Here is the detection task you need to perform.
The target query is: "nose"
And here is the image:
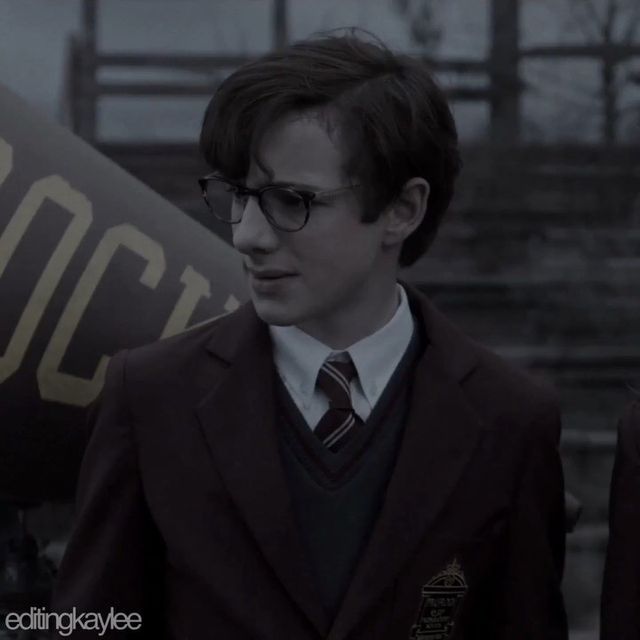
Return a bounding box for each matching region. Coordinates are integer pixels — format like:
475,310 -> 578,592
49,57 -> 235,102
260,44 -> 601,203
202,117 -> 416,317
231,196 -> 279,255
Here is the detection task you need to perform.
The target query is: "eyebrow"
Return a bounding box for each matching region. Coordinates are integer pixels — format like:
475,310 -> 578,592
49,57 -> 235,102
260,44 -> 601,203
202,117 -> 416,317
248,179 -> 324,192
273,180 -> 324,191
250,154 -> 323,191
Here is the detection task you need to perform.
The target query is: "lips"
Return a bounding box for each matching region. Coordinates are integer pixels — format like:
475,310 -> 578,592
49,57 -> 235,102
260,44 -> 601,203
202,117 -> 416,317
247,269 -> 296,280
247,269 -> 297,295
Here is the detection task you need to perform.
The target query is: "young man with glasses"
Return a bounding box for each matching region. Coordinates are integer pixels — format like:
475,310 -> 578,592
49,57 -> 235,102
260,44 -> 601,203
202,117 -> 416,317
53,32 -> 568,639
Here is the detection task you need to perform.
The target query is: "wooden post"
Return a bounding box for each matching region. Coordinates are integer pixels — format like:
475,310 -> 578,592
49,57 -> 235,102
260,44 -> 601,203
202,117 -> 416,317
79,0 -> 98,141
489,0 -> 521,145
273,0 -> 288,50
601,0 -> 617,144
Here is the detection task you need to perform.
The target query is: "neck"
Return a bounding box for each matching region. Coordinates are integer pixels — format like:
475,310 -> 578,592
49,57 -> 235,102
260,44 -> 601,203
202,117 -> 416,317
296,279 -> 400,350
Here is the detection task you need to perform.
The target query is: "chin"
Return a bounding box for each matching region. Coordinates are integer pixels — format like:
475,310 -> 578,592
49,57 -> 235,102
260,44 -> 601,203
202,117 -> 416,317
251,298 -> 301,327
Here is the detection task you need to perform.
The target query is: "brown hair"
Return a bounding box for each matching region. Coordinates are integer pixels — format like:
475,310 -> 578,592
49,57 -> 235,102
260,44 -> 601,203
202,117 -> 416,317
199,29 -> 461,266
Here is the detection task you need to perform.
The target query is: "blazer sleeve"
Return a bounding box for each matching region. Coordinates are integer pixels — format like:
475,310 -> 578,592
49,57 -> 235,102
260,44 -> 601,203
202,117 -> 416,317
601,400 -> 640,640
51,350 -> 165,638
496,401 -> 568,640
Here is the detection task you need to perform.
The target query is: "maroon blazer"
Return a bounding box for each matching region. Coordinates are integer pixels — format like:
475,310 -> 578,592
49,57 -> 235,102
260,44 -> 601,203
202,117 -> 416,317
52,285 -> 567,639
601,400 -> 640,639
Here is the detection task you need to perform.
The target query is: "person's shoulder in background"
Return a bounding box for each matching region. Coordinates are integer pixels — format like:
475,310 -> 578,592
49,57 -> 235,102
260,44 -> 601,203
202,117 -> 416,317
600,396 -> 640,640
618,397 -> 640,454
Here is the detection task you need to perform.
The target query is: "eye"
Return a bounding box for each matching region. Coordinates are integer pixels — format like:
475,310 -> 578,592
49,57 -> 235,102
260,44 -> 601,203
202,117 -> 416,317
276,190 -> 304,207
230,185 -> 250,204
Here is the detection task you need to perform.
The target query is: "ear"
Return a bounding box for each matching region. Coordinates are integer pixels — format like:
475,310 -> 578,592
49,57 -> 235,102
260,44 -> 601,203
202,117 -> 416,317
382,177 -> 430,248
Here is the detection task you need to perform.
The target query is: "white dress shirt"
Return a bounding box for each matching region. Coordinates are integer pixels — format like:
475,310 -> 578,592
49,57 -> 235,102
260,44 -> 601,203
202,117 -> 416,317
269,284 -> 415,430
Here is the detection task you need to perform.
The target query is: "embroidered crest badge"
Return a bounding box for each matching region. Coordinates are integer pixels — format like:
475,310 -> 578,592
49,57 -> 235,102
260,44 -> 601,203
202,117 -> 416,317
409,558 -> 468,640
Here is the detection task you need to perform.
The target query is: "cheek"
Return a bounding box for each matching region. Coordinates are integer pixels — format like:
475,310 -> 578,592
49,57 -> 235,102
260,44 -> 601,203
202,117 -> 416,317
299,245 -> 374,289
290,218 -> 383,279
286,232 -> 338,270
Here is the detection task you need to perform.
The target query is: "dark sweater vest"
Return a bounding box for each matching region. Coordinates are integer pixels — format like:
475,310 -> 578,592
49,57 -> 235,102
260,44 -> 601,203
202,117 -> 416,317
275,325 -> 423,620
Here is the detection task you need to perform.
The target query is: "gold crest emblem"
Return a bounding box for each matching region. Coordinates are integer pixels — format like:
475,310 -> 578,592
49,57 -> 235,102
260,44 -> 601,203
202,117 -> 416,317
409,558 -> 468,640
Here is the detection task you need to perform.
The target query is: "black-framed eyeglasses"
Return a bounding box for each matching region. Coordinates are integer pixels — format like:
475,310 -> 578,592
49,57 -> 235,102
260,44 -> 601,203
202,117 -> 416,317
198,174 -> 360,232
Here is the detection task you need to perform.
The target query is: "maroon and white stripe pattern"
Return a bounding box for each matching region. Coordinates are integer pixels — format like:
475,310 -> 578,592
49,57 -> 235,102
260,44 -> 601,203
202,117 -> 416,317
314,358 -> 362,452
322,411 -> 356,449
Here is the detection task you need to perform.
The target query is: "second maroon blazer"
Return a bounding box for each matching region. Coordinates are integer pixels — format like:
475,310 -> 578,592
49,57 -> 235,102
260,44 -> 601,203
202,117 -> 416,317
601,399 -> 640,639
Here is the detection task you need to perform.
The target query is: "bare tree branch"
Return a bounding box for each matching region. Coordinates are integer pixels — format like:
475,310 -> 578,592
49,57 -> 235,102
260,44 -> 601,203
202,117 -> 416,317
617,102 -> 640,114
603,0 -> 618,41
622,0 -> 640,44
525,69 -> 600,103
526,0 -> 640,142
565,0 -> 603,40
392,0 -> 410,11
390,0 -> 441,50
579,0 -> 607,34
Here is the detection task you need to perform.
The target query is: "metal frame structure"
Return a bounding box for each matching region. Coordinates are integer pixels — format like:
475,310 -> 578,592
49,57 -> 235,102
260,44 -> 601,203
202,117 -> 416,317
65,0 -> 640,146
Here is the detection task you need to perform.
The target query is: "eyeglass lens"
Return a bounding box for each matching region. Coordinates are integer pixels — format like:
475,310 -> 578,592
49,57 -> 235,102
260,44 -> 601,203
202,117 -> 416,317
203,180 -> 308,231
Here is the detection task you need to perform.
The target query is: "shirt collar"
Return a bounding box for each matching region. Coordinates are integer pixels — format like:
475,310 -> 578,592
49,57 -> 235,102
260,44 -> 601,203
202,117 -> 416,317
269,284 -> 414,408
270,322 -> 331,406
347,284 -> 414,406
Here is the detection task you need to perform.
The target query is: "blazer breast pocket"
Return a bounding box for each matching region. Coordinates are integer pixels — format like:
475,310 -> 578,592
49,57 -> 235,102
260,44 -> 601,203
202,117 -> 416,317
387,527 -> 507,640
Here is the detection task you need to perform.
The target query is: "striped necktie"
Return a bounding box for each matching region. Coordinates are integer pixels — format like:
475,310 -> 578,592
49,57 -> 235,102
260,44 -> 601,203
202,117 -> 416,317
314,357 -> 363,453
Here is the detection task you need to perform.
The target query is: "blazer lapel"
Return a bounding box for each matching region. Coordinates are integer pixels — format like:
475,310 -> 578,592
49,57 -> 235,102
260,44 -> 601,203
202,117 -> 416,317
195,306 -> 329,636
329,288 -> 487,640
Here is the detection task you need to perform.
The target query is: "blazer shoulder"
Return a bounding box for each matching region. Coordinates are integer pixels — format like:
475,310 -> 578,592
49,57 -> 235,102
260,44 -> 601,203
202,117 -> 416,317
117,304 -> 249,381
477,342 -> 558,407
461,339 -> 561,443
407,283 -> 558,418
620,397 -> 640,428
